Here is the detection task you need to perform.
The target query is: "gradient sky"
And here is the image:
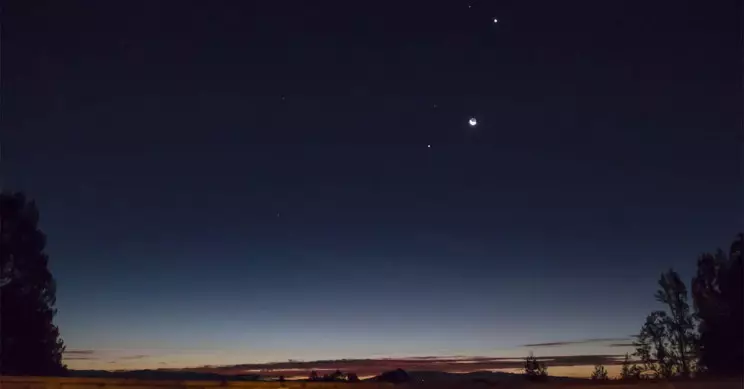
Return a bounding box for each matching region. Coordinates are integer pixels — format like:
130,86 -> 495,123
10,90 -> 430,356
3,0 -> 741,375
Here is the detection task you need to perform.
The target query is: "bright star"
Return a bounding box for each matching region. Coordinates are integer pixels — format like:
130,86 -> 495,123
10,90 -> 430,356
493,18 -> 498,23
468,117 -> 477,127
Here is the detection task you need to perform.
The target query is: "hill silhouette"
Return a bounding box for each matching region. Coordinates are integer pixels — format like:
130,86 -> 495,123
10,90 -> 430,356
371,370 -> 587,384
368,369 -> 587,385
68,369 -> 589,383
69,370 -> 261,381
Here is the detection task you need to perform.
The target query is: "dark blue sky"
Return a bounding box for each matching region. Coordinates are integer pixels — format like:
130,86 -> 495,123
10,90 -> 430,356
3,0 -> 741,371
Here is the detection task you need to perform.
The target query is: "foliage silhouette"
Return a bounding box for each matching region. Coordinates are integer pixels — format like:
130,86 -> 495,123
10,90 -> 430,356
308,369 -> 351,382
0,192 -> 67,376
634,269 -> 697,378
691,233 -> 743,376
619,353 -> 641,380
523,352 -> 548,382
634,310 -> 674,378
590,364 -> 608,380
327,369 -> 344,381
654,269 -> 697,377
634,233 -> 743,379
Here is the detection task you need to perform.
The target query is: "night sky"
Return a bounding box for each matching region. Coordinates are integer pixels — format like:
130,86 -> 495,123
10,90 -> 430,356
3,0 -> 742,375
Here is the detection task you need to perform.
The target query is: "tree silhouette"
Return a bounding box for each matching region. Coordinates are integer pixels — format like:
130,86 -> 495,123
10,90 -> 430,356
634,268 -> 698,379
1,192 -> 67,376
691,233 -> 743,376
329,369 -> 344,381
523,352 -> 547,382
634,311 -> 674,378
654,269 -> 697,377
590,364 -> 608,381
309,370 -> 319,381
619,353 -> 641,380
346,373 -> 360,382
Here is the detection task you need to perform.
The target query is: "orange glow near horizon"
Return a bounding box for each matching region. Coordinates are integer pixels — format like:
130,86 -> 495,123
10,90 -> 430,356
65,357 -> 626,380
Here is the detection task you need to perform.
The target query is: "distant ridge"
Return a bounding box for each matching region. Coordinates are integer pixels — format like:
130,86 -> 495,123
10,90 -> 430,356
69,370 -> 262,381
372,370 -> 588,384
69,368 -> 590,383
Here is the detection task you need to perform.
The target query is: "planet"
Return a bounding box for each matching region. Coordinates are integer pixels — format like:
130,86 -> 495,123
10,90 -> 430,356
468,117 -> 478,127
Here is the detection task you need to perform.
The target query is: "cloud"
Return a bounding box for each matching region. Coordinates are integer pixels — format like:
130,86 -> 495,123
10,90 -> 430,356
171,354 -> 626,378
64,349 -> 150,363
65,350 -> 96,355
522,337 -> 630,347
120,355 -> 149,360
60,348 -> 626,378
64,350 -> 100,361
542,355 -> 625,366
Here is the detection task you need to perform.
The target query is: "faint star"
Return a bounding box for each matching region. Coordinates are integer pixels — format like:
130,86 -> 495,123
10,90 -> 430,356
427,144 -> 431,148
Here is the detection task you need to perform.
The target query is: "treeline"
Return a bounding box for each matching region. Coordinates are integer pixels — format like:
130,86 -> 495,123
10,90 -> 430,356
587,233 -> 743,381
307,369 -> 360,382
633,233 -> 742,378
1,193 -> 67,376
